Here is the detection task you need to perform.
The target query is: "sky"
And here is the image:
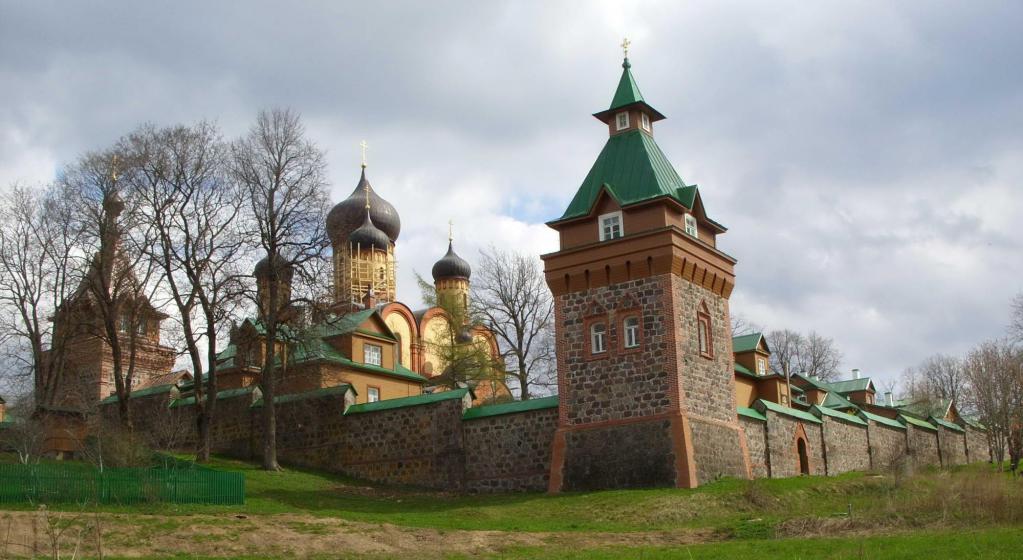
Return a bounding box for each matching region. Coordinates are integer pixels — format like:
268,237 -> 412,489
1,1 -> 1022,389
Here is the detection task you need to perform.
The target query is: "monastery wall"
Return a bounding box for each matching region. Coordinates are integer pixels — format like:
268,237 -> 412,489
906,425 -> 941,468
936,425 -> 967,467
864,421 -> 907,471
739,416 -> 769,478
964,425 -> 990,463
819,416 -> 870,475
764,412 -> 825,478
463,405 -> 558,492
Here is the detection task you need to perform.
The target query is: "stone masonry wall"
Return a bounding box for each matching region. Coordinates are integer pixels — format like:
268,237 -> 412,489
555,275 -> 674,426
820,417 -> 870,475
765,413 -> 824,478
463,407 -> 558,492
936,426 -> 967,467
906,425 -> 940,468
964,426 -> 990,463
739,416 -> 769,479
866,422 -> 907,472
562,419 -> 676,490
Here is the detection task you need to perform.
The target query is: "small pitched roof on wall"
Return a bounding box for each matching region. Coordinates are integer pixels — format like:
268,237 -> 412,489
100,383 -> 178,405
737,406 -> 767,422
345,387 -> 471,415
858,410 -> 906,430
899,414 -> 937,432
755,399 -> 822,424
462,395 -> 559,420
931,417 -> 965,433
811,405 -> 867,426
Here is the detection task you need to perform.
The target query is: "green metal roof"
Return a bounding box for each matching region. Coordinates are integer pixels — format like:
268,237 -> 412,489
737,406 -> 767,422
734,363 -> 758,379
345,387 -> 469,416
608,60 -> 645,111
732,333 -> 766,354
828,378 -> 874,394
170,386 -> 258,408
462,395 -> 559,421
755,399 -> 822,424
100,383 -> 177,404
900,414 -> 937,431
251,384 -> 354,408
811,405 -> 867,426
932,417 -> 965,433
822,390 -> 860,411
961,416 -> 986,430
556,130 -> 693,221
858,410 -> 906,430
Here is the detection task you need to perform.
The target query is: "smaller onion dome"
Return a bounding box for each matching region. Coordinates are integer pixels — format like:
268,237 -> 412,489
253,254 -> 294,280
431,241 -> 471,281
348,211 -> 390,251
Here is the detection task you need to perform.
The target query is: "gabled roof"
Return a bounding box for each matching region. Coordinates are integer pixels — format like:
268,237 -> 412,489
733,333 -> 769,354
828,377 -> 875,394
822,390 -> 860,411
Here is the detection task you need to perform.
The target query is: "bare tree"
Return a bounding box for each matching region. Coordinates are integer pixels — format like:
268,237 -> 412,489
1011,292 -> 1023,344
964,339 -> 1023,471
766,329 -> 803,377
470,247 -> 555,400
903,353 -> 970,413
57,151 -> 165,429
123,122 -> 248,461
231,108 -> 330,471
0,183 -> 84,409
796,331 -> 844,381
730,313 -> 763,337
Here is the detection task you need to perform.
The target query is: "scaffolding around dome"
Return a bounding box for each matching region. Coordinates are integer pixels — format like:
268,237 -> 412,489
335,242 -> 397,306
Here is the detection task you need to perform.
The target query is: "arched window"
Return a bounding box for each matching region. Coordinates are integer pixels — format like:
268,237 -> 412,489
590,322 -> 607,354
623,316 -> 640,349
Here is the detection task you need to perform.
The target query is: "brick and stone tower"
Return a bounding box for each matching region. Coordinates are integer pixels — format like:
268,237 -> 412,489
543,48 -> 750,491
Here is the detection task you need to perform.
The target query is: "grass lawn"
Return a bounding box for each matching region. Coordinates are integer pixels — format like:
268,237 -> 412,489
2,454 -> 1022,558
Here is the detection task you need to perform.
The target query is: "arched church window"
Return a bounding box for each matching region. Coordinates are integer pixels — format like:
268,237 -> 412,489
697,302 -> 713,359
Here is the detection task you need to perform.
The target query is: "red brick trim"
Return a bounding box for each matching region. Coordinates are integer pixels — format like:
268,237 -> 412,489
793,422 -> 813,475
547,429 -> 567,493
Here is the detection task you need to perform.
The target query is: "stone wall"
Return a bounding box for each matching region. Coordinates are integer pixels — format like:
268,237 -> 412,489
865,422 -> 907,472
820,417 -> 870,475
764,413 -> 824,478
739,416 -> 769,478
906,425 -> 940,468
463,407 -> 558,492
964,425 -> 990,463
936,426 -> 967,467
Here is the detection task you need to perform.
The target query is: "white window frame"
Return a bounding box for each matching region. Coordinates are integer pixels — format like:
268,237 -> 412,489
684,213 -> 698,238
363,343 -> 382,367
598,211 -> 623,241
756,358 -> 766,376
641,112 -> 651,131
590,322 -> 607,354
367,386 -> 380,403
623,316 -> 640,349
615,111 -> 630,131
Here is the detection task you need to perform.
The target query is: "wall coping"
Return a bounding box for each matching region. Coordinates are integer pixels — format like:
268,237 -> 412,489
737,406 -> 767,422
345,387 -> 470,416
811,405 -> 867,427
463,395 -> 559,421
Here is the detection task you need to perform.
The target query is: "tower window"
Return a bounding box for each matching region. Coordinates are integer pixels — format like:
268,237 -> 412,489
598,211 -> 623,241
363,343 -> 382,366
590,322 -> 607,354
616,111 -> 630,131
623,316 -> 640,349
641,113 -> 651,131
697,303 -> 714,359
757,357 -> 767,376
684,214 -> 698,238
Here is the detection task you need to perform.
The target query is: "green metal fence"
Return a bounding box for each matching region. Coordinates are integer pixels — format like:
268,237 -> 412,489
0,460 -> 245,505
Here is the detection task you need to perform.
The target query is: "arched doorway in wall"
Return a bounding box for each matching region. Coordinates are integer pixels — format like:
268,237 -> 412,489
797,437 -> 810,475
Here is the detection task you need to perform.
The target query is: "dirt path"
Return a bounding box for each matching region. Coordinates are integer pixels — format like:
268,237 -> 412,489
0,510 -> 718,558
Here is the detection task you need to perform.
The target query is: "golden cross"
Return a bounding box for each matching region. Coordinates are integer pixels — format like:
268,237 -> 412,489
621,37 -> 631,58
448,219 -> 453,242
111,155 -> 120,182
360,140 -> 368,168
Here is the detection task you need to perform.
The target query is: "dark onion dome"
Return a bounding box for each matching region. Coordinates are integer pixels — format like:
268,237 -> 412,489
253,254 -> 294,280
431,241 -> 471,281
326,169 -> 401,243
347,211 -> 391,251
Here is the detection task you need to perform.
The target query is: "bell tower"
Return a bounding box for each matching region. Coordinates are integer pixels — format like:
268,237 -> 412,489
543,45 -> 750,491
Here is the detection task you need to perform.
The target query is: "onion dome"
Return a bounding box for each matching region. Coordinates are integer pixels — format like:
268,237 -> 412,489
326,169 -> 401,243
431,241 -> 471,281
347,211 -> 390,251
253,254 -> 294,280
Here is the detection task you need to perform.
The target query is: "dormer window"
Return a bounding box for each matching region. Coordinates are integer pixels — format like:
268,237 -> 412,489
684,214 -> 698,238
363,343 -> 382,367
599,211 -> 623,241
615,111 -> 630,131
641,112 -> 651,132
590,322 -> 607,354
756,358 -> 767,376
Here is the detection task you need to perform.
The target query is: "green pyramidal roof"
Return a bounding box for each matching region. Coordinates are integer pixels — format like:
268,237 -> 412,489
557,130 -> 692,220
609,59 -> 645,110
